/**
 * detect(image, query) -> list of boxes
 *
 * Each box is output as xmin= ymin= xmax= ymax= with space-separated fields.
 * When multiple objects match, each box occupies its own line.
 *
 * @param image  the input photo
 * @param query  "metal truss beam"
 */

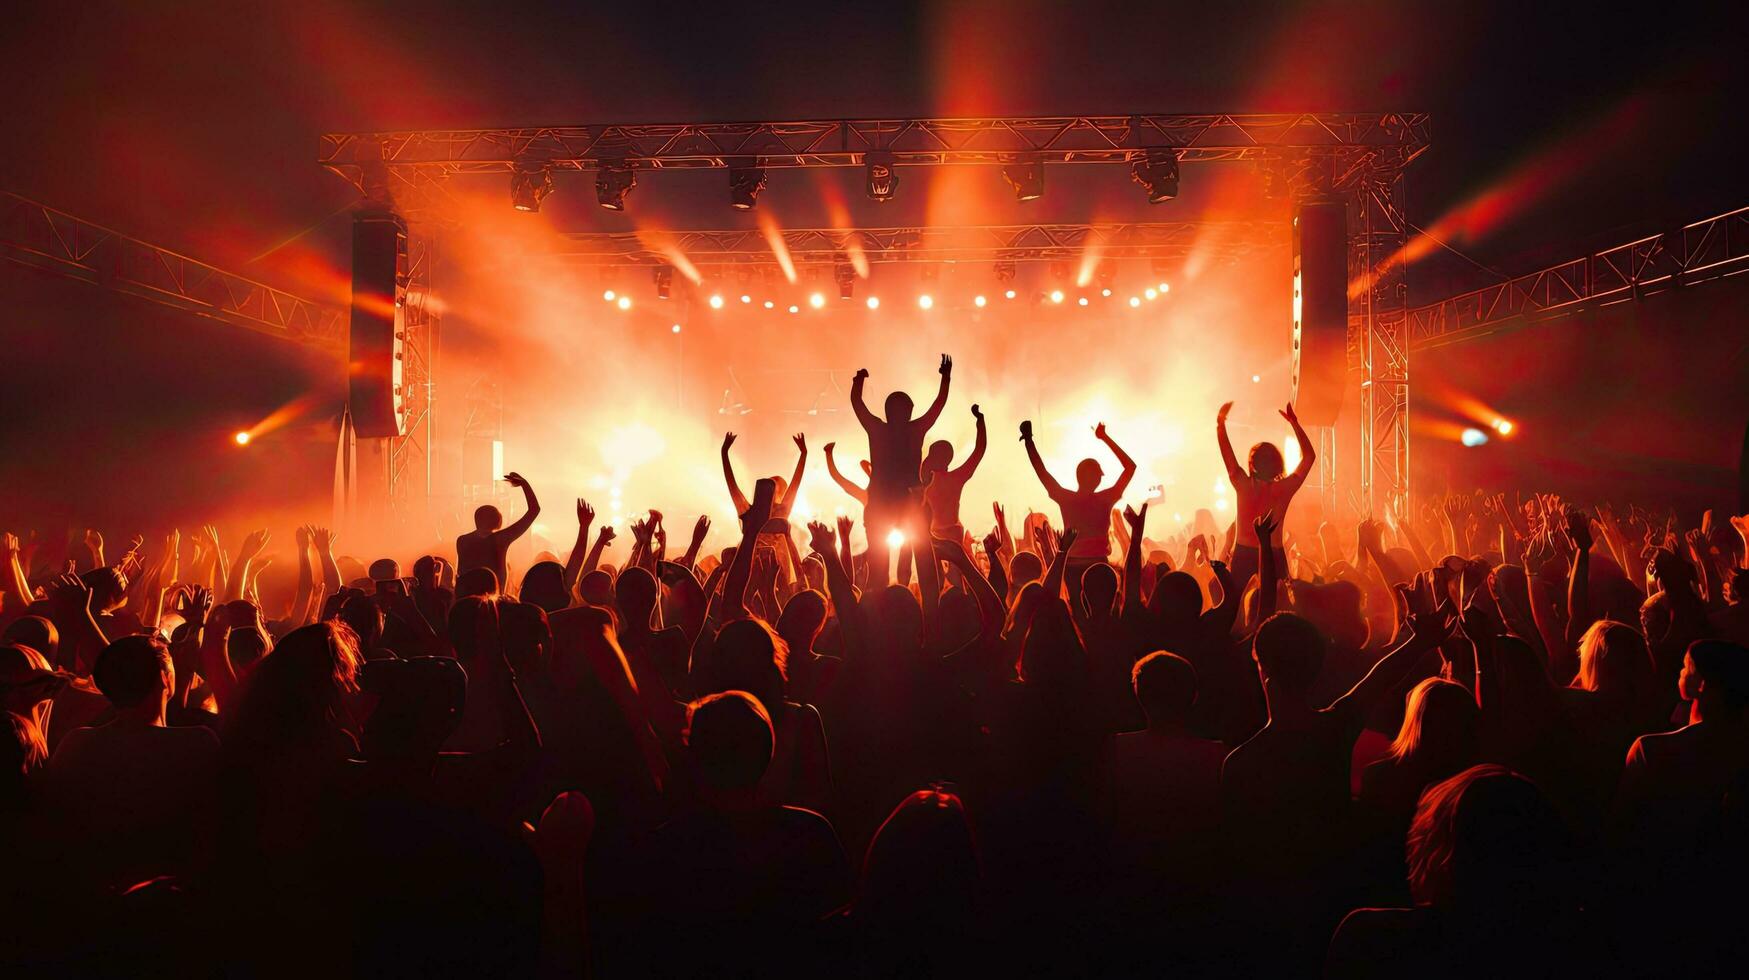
xmin=320 ymin=112 xmax=1429 ymax=189
xmin=552 ymin=221 xmax=1285 ymax=268
xmin=386 ymin=230 xmax=437 ymax=522
xmin=0 ymin=191 xmax=344 ymax=352
xmin=1349 ymin=173 xmax=1411 ymax=514
xmin=1408 ymin=204 xmax=1749 ymax=351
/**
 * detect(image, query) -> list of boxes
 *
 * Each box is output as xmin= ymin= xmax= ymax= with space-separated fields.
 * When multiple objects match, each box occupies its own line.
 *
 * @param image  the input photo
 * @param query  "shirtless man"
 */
xmin=1216 ymin=400 xmax=1315 ymax=590
xmin=850 ymin=354 xmax=952 ymax=586
xmin=1021 ymin=419 xmax=1137 ymax=604
xmin=455 ymin=472 xmax=540 ymax=592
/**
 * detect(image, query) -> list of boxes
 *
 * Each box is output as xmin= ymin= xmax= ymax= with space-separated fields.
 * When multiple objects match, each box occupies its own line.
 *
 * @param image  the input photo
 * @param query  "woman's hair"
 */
xmin=1388 ymin=677 xmax=1480 ymax=772
xmin=695 ymin=618 xmax=790 ymax=715
xmin=1 ymin=709 xmax=49 ymax=810
xmin=223 ymin=621 xmax=361 ymax=755
xmin=520 ymin=560 xmax=569 ymax=613
xmin=1247 ymin=441 xmax=1284 ymax=480
xmin=856 ymin=788 xmax=981 ymax=925
xmin=774 ymin=588 xmax=827 ymax=649
xmin=1406 ymin=764 xmax=1570 ymax=910
xmin=1574 ymin=619 xmax=1653 ymax=699
xmin=80 ymin=566 xmax=129 ymax=613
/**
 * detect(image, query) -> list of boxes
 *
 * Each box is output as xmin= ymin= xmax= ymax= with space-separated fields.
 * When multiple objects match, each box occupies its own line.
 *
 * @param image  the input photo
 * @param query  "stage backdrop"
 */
xmin=1409 ymin=272 xmax=1749 ymax=519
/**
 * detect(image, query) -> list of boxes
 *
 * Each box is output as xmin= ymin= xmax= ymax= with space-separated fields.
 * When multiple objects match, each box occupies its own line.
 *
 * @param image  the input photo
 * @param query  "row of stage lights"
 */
xmin=511 ymin=150 xmax=1181 ymax=213
xmin=597 ymin=282 xmax=1171 ymax=313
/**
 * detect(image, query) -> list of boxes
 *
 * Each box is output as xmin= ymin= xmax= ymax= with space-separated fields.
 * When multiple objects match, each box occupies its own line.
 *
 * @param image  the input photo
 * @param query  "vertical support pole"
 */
xmin=388 ymin=229 xmax=437 ymax=528
xmin=1348 ymin=170 xmax=1410 ymax=516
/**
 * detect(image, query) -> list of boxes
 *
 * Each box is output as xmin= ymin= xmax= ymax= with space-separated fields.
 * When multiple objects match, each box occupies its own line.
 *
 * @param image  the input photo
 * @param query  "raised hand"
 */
xmin=971 ymin=403 xmax=983 ymax=421
xmin=1403 ymin=600 xmax=1458 ymax=649
xmin=854 ymin=368 xmax=870 ymax=382
xmin=993 ymin=501 xmax=1007 ymax=529
xmin=1018 ymin=420 xmax=1033 ymax=442
xmin=502 ymin=471 xmax=528 ymax=489
xmin=982 ymin=527 xmax=1003 ymax=559
xmin=175 ymin=584 xmax=213 ymax=626
xmin=1357 ymin=517 xmax=1384 ymax=553
xmin=630 ymin=518 xmax=651 ymax=544
xmin=939 ymin=353 xmax=952 ymax=375
xmin=1094 ymin=422 xmax=1109 ymax=441
xmin=239 ymin=529 xmax=270 ymax=559
xmin=48 ymin=572 xmax=93 ymax=620
xmin=295 ymin=525 xmax=311 ymax=550
xmin=1563 ymin=507 xmax=1593 ymax=551
xmin=596 ymin=526 xmax=617 ymax=547
xmin=691 ymin=515 xmax=711 ymax=542
xmin=836 ymin=514 xmax=855 ymax=544
xmin=807 ymin=520 xmax=836 ymax=556
xmin=312 ymin=526 xmax=334 ymax=552
xmin=1123 ymin=503 xmax=1148 ymax=538
xmin=577 ymin=498 xmax=595 ymax=525
xmin=1217 ymin=401 xmax=1233 ymax=424
xmin=84 ymin=527 xmax=104 ymax=554
xmin=1254 ymin=510 xmax=1281 ymax=545
xmin=722 ymin=432 xmax=737 ymax=453
xmin=1057 ymin=527 xmax=1080 ymax=555
xmin=793 ymin=432 xmax=807 ymax=453
xmin=1279 ymin=402 xmax=1299 ymax=425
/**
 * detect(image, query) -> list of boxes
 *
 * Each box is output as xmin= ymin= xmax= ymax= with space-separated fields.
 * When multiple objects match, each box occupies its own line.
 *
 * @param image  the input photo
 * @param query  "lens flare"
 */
xmin=708 ymin=294 xmax=725 ymax=309
xmin=234 ymin=431 xmax=251 ymax=446
xmin=918 ymin=294 xmax=934 ymax=309
xmin=808 ymin=292 xmax=826 ymax=309
xmin=616 ymin=296 xmax=632 ymax=310
xmin=866 ymin=296 xmax=880 ymax=309
xmin=1461 ymin=427 xmax=1490 ymax=447
xmin=886 ymin=529 xmax=905 ymax=549
xmin=973 ymin=295 xmax=987 ymax=307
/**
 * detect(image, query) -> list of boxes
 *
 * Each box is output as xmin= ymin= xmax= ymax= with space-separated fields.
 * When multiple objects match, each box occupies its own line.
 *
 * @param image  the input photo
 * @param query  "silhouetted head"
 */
xmin=0 ymin=643 xmax=56 ymax=720
xmin=697 ymin=618 xmax=789 ymax=715
xmin=1081 ymin=562 xmax=1118 ymax=616
xmin=1680 ymin=639 xmax=1749 ymax=717
xmin=473 ymin=505 xmax=503 ymax=532
xmin=2 ymin=617 xmax=58 ymax=666
xmin=578 ymin=569 xmax=614 ymax=609
xmin=1574 ymin=619 xmax=1653 ymax=701
xmin=94 ymin=635 xmax=173 ymax=711
xmin=685 ymin=690 xmax=773 ymax=792
xmin=339 ymin=594 xmax=383 ymax=653
xmin=1007 ymin=552 xmax=1043 ymax=590
xmin=856 ymin=788 xmax=981 ymax=926
xmin=456 ymin=566 xmax=499 ymax=599
xmin=446 ymin=595 xmax=496 ymax=662
xmin=520 ymin=561 xmax=568 ymax=613
xmin=227 ymin=622 xmax=272 ymax=675
xmin=867 ymin=585 xmax=925 ymax=657
xmin=80 ymin=567 xmax=128 ymax=614
xmin=614 ymin=566 xmax=658 ymax=628
xmin=1253 ymin=611 xmax=1327 ymax=699
xmin=1407 ymin=765 xmax=1571 ymax=911
xmin=775 ymin=589 xmax=827 ymax=649
xmin=1132 ymin=650 xmax=1198 ymax=725
xmin=1074 ymin=458 xmax=1104 ymax=491
xmin=1020 ymin=598 xmax=1087 ymax=691
xmin=1148 ymin=571 xmax=1203 ymax=630
xmin=1388 ymin=677 xmax=1480 ymax=777
xmin=1248 ymin=441 xmax=1285 ymax=481
xmin=923 ymin=440 xmax=954 ymax=474
xmin=1293 ymin=579 xmax=1369 ymax=651
xmin=499 ymin=601 xmax=551 ymax=675
xmin=884 ymin=391 xmax=915 ymax=424
xmin=225 ymin=621 xmax=361 ymax=751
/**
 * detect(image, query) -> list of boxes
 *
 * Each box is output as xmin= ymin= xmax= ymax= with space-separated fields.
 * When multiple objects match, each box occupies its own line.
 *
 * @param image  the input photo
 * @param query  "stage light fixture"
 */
xmin=835 ymin=264 xmax=855 ymax=300
xmin=788 ymin=305 xmax=800 ymax=314
xmin=809 ymin=292 xmax=826 ymax=309
xmin=1004 ymin=289 xmax=1017 ymax=300
xmin=1492 ymin=419 xmax=1514 ymax=435
xmin=653 ymin=265 xmax=673 ymax=300
xmin=595 ymin=163 xmax=636 ymax=210
xmin=994 ymin=260 xmax=1017 ymax=282
xmin=740 ymin=294 xmax=752 ymax=304
xmin=709 ymin=294 xmax=725 ymax=309
xmin=864 ymin=150 xmax=898 ymax=202
xmin=1077 ymin=296 xmax=1089 ymax=306
xmin=1128 ymin=296 xmax=1141 ymax=307
xmin=866 ymin=297 xmax=880 ymax=310
xmin=1100 ymin=288 xmax=1112 ymax=297
xmin=616 ymin=296 xmax=632 ymax=310
xmin=1145 ymin=288 xmax=1158 ymax=300
xmin=1252 ymin=374 xmax=1262 ymax=383
xmin=1130 ymin=147 xmax=1181 ymax=204
xmin=1001 ymin=158 xmax=1045 ymax=202
xmin=1461 ymin=428 xmax=1490 ymax=447
xmin=511 ymin=162 xmax=554 ymax=212
xmin=1049 ymin=289 xmax=1065 ymax=304
xmin=1158 ymin=282 xmax=1170 ymax=293
xmin=671 ymin=324 xmax=682 ymax=334
xmin=603 ymin=290 xmax=616 ymax=301
xmin=728 ymin=162 xmax=768 ymax=210
xmin=234 ymin=431 xmax=251 ymax=446
xmin=918 ymin=294 xmax=934 ymax=310
xmin=974 ymin=295 xmax=987 ymax=308
xmin=764 ymin=300 xmax=775 ymax=309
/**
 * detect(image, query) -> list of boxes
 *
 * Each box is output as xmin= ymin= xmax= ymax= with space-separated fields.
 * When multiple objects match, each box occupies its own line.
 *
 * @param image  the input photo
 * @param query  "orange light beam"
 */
xmin=757 ymin=211 xmax=798 ymax=284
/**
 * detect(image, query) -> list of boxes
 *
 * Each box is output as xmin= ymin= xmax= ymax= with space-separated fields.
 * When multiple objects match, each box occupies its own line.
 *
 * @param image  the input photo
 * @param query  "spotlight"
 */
xmin=1252 ymin=374 xmax=1262 ymax=383
xmin=653 ymin=265 xmax=673 ymax=300
xmin=728 ymin=161 xmax=767 ymax=210
xmin=974 ymin=295 xmax=987 ymax=308
xmin=788 ymin=304 xmax=800 ymax=314
xmin=1128 ymin=296 xmax=1141 ymax=307
xmin=864 ymin=150 xmax=897 ymax=202
xmin=1130 ymin=147 xmax=1181 ymax=203
xmin=603 ymin=289 xmax=616 ymax=301
xmin=1077 ymin=296 xmax=1089 ymax=306
xmin=835 ymin=264 xmax=855 ymax=300
xmin=671 ymin=324 xmax=682 ymax=334
xmin=616 ymin=296 xmax=632 ymax=310
xmin=1461 ymin=428 xmax=1490 ymax=447
xmin=709 ymin=294 xmax=725 ymax=309
xmin=918 ymin=294 xmax=934 ymax=310
xmin=886 ymin=528 xmax=905 ymax=549
xmin=510 ymin=161 xmax=554 ymax=212
xmin=1005 ymin=289 xmax=1017 ymax=300
xmin=764 ymin=300 xmax=775 ymax=309
xmin=234 ymin=431 xmax=251 ymax=446
xmin=1049 ymin=289 xmax=1065 ymax=304
xmin=740 ymin=294 xmax=753 ymax=304
xmin=1492 ymin=419 xmax=1514 ymax=436
xmin=1100 ymin=288 xmax=1112 ymax=297
xmin=809 ymin=292 xmax=826 ymax=309
xmin=1145 ymin=288 xmax=1158 ymax=300
xmin=994 ymin=260 xmax=1017 ymax=282
xmin=1001 ymin=158 xmax=1045 ymax=202
xmin=1158 ymin=282 xmax=1170 ymax=293
xmin=866 ymin=296 xmax=880 ymax=309
xmin=595 ymin=162 xmax=636 ymax=210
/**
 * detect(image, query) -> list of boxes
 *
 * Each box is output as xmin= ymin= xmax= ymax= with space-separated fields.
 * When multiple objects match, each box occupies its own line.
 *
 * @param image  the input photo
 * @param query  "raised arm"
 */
xmin=291 ymin=527 xmax=314 ymax=627
xmin=313 ymin=527 xmax=341 ymax=602
xmin=1215 ymin=401 xmax=1246 ymax=487
xmin=953 ymin=404 xmax=988 ymax=479
xmin=1329 ymin=601 xmax=1454 ymax=718
xmin=783 ymin=433 xmax=809 ymax=507
xmin=809 ymin=519 xmax=865 ymax=659
xmin=1041 ymin=528 xmax=1080 ymax=600
xmin=501 ymin=472 xmax=541 ymax=543
xmin=936 ymin=536 xmax=1003 ymax=641
xmin=679 ymin=515 xmax=710 ymax=571
xmin=720 ymin=479 xmax=776 ymax=621
xmin=720 ymin=432 xmax=751 ymax=513
xmin=1280 ymin=402 xmax=1316 ymax=490
xmin=564 ymin=499 xmax=595 ymax=589
xmin=822 ymin=443 xmax=869 ymax=504
xmin=917 ymin=354 xmax=953 ymax=429
xmin=1019 ymin=421 xmax=1066 ymax=497
xmin=1563 ymin=508 xmax=1594 ymax=651
xmin=1095 ymin=422 xmax=1137 ymax=495
xmin=226 ymin=530 xmax=270 ymax=603
xmin=1254 ymin=512 xmax=1280 ymax=621
xmin=850 ymin=369 xmax=878 ymax=432
xmin=583 ymin=525 xmax=614 ymax=577
xmin=1122 ymin=504 xmax=1147 ymax=614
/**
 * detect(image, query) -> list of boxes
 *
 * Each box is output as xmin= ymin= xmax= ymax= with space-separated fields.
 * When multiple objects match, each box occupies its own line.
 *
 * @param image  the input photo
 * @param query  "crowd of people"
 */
xmin=3 ymin=352 xmax=1747 ymax=977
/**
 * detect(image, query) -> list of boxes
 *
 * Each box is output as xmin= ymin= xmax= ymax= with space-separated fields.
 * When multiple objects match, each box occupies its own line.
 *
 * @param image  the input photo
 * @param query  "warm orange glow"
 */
xmin=1049 ymin=289 xmax=1064 ymax=304
xmin=757 ymin=211 xmax=798 ymax=283
xmin=886 ymin=528 xmax=905 ymax=549
xmin=708 ymin=294 xmax=725 ymax=309
xmin=234 ymin=431 xmax=251 ymax=446
xmin=616 ymin=296 xmax=632 ymax=310
xmin=865 ymin=296 xmax=880 ymax=310
xmin=808 ymin=292 xmax=826 ymax=309
xmin=918 ymin=294 xmax=934 ymax=310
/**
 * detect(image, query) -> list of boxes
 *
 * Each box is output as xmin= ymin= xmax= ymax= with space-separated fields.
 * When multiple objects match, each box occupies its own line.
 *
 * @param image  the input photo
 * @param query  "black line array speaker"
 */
xmin=349 ymin=210 xmax=407 ymax=439
xmin=1293 ymin=201 xmax=1348 ymax=427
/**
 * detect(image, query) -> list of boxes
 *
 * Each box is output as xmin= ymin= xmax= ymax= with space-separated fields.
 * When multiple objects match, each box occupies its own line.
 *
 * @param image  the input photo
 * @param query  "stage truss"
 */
xmin=322 ymin=111 xmax=1429 ymax=513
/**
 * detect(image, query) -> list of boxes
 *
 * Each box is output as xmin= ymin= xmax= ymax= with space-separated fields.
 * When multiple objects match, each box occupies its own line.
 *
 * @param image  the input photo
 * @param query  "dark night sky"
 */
xmin=2 ymin=0 xmax=1745 ymax=302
